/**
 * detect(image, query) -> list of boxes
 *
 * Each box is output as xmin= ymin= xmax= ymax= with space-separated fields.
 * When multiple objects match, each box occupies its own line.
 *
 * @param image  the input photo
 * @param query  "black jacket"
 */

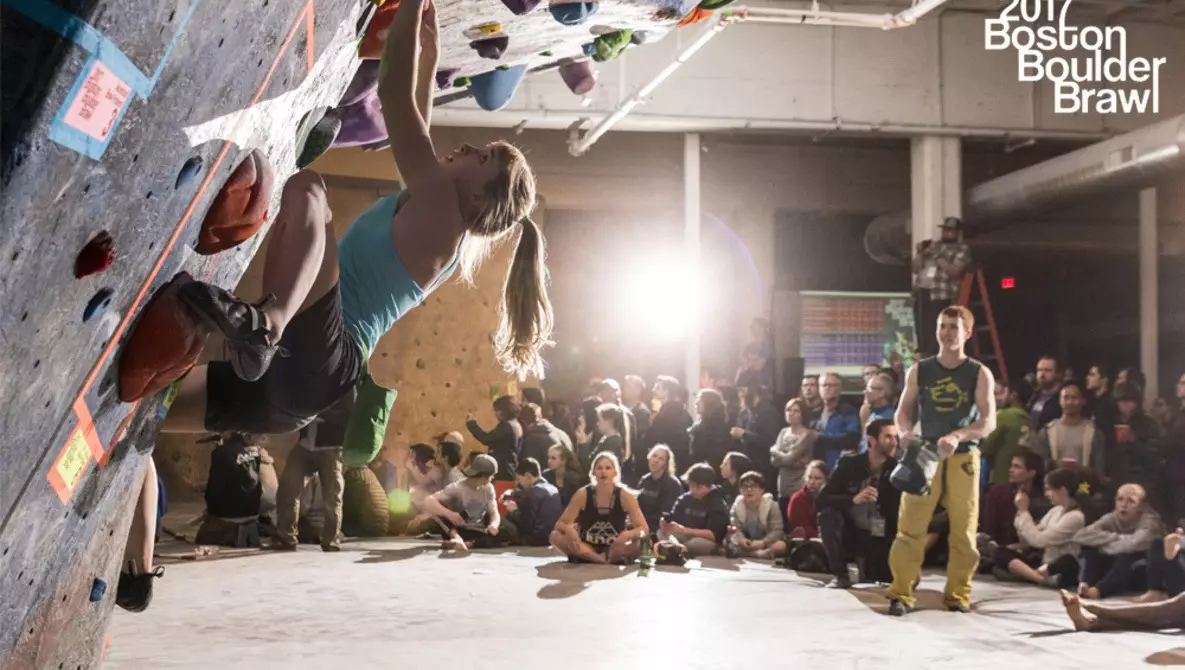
xmin=543 ymin=468 xmax=583 ymax=508
xmin=507 ymin=479 xmax=564 ymax=546
xmin=466 ymin=419 xmax=520 ymax=482
xmin=669 ymin=486 xmax=730 ymax=543
xmin=817 ymin=451 xmax=901 ymax=537
xmin=736 ymin=401 xmax=785 ymax=474
xmin=521 ymin=419 xmax=572 ymax=469
xmin=641 ymin=404 xmax=693 ymax=470
xmin=688 ymin=418 xmax=736 ymax=475
xmin=636 ymin=472 xmax=684 ymax=534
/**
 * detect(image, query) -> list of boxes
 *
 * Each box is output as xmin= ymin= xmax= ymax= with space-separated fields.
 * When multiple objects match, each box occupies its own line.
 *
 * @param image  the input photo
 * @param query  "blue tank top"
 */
xmin=338 ymin=193 xmax=459 ymax=358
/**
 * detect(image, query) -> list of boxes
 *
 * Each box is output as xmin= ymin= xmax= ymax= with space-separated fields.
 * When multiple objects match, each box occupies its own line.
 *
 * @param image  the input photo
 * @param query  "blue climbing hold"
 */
xmin=550 ymin=2 xmax=598 ymax=25
xmin=90 ymin=578 xmax=107 ymax=602
xmin=469 ymin=65 xmax=528 ymax=112
xmin=84 ymin=288 xmax=115 ymax=323
xmin=175 ymin=156 xmax=203 ymax=189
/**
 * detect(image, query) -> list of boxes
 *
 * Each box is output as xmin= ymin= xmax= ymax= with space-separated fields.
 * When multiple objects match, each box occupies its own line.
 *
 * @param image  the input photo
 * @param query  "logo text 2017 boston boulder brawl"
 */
xmin=985 ymin=0 xmax=1167 ymax=114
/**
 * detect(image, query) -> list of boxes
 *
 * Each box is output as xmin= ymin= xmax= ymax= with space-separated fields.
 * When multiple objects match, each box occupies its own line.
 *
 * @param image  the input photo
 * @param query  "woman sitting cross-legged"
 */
xmin=727 ymin=471 xmax=787 ymax=559
xmin=1074 ymin=482 xmax=1164 ymax=599
xmin=993 ymin=468 xmax=1088 ymax=589
xmin=550 ymin=452 xmax=648 ymax=564
xmin=636 ymin=445 xmax=684 ymax=539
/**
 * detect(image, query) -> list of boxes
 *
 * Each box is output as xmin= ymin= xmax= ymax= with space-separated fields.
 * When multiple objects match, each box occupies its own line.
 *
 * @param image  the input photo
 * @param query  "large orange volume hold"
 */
xmin=118 ymin=272 xmax=211 ymax=402
xmin=195 ymin=149 xmax=274 ymax=255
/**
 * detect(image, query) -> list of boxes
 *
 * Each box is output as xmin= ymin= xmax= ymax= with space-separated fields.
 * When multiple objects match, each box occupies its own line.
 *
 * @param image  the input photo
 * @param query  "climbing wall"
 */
xmin=0 ymin=0 xmax=697 ymax=666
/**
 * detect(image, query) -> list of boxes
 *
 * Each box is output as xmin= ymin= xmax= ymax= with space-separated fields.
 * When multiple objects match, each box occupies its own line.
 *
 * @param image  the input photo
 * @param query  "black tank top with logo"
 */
xmin=577 ymin=483 xmax=627 ymax=552
xmin=917 ymin=356 xmax=983 ymax=453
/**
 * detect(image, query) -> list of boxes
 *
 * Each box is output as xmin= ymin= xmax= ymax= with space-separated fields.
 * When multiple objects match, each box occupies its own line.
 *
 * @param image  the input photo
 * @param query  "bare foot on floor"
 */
xmin=1061 ymin=590 xmax=1098 ymax=632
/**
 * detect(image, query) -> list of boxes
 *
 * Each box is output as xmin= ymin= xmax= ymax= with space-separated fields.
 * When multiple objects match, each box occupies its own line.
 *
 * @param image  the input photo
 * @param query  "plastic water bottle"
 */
xmin=724 ymin=525 xmax=740 ymax=559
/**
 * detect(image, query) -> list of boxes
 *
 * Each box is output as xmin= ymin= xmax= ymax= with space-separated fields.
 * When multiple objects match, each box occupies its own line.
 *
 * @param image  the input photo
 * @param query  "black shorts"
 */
xmin=205 ymin=285 xmax=363 ymax=434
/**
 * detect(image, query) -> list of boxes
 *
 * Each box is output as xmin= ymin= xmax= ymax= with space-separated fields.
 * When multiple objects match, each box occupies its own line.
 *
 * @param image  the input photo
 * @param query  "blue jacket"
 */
xmin=510 ymin=478 xmax=563 ymax=546
xmin=814 ymin=403 xmax=861 ymax=469
xmin=860 ymin=404 xmax=897 ymax=452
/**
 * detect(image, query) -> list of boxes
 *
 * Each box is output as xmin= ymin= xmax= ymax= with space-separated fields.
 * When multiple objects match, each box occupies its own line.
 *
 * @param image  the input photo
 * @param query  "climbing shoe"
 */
xmin=116 ymin=564 xmax=165 ymax=613
xmin=887 ymin=599 xmax=913 ymax=617
xmin=177 ymin=280 xmax=279 ymax=382
xmin=295 ymin=107 xmax=342 ymax=169
xmin=828 ymin=574 xmax=853 ymax=590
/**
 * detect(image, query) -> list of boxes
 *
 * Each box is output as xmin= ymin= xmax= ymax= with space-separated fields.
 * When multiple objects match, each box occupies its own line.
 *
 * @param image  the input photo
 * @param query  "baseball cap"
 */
xmin=438 ymin=431 xmax=465 ymax=447
xmin=463 ymin=453 xmax=498 ymax=478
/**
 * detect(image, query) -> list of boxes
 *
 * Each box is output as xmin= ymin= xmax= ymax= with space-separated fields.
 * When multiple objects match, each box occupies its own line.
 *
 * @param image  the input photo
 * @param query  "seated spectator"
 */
xmin=406 ymin=443 xmax=445 ymax=512
xmin=1034 ymin=381 xmax=1105 ymax=475
xmin=982 ymin=379 xmax=1035 ymax=487
xmin=198 ymin=432 xmax=284 ymax=549
xmin=770 ymin=398 xmax=819 ymax=514
xmin=1075 ymin=483 xmax=1164 ymax=599
xmin=787 ymin=460 xmax=829 ymax=540
xmin=994 ymin=468 xmax=1088 ymax=588
xmin=576 ymin=403 xmax=627 ymax=469
xmin=818 ymin=419 xmax=900 ymax=587
xmin=466 ymin=396 xmax=523 ymax=482
xmin=419 ymin=454 xmax=502 ymax=551
xmin=520 ymin=402 xmax=574 ymax=469
xmin=1060 ymin=588 xmax=1185 ymax=632
xmin=981 ymin=449 xmax=1046 ymax=548
xmin=660 ymin=463 xmax=730 ymax=557
xmin=502 ymin=458 xmax=563 ymax=547
xmin=550 ymin=453 xmax=648 ymax=564
xmin=436 ymin=433 xmax=465 ymax=485
xmin=544 ymin=443 xmax=584 ymax=506
xmin=636 ymin=445 xmax=683 ymax=538
xmin=727 ymin=471 xmax=786 ymax=559
xmin=1136 ymin=524 xmax=1185 ymax=602
xmin=719 ymin=451 xmax=754 ymax=508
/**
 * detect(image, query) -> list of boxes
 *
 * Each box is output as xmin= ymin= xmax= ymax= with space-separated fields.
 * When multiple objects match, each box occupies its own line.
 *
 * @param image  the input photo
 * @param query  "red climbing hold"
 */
xmin=75 ymin=231 xmax=114 ymax=278
xmin=195 ymin=149 xmax=274 ymax=255
xmin=117 ymin=272 xmax=211 ymax=402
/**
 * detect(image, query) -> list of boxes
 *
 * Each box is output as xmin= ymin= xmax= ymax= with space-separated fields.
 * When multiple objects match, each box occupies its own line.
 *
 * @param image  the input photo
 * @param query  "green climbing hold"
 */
xmin=455 ymin=76 xmax=471 ymax=88
xmin=697 ymin=0 xmax=736 ymax=10
xmin=497 ymin=64 xmax=510 ymax=71
xmin=415 ymin=358 xmax=426 ymax=369
xmin=588 ymin=30 xmax=633 ymax=63
xmin=541 ymin=50 xmax=553 ymax=57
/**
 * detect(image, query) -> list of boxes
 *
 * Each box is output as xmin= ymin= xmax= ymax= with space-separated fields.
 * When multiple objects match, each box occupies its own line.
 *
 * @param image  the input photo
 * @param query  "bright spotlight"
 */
xmin=620 ymin=260 xmax=700 ymax=339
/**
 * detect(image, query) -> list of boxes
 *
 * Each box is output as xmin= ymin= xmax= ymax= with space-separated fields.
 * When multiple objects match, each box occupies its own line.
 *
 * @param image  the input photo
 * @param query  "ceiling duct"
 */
xmin=865 ymin=114 xmax=1185 ymax=264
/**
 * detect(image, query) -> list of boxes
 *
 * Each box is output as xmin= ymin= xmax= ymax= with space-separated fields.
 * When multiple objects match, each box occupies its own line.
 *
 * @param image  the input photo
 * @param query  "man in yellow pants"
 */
xmin=888 ymin=305 xmax=997 ymax=616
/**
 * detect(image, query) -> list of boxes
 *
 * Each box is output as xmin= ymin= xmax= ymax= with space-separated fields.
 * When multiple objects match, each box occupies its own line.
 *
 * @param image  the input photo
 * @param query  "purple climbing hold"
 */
xmin=549 ymin=2 xmax=598 ymax=25
xmin=501 ymin=0 xmax=541 ymax=14
xmin=339 ymin=61 xmax=380 ymax=106
xmin=471 ymin=36 xmax=509 ymax=60
xmin=559 ymin=60 xmax=596 ymax=95
xmin=435 ymin=68 xmax=460 ymax=90
xmin=330 ymin=90 xmax=387 ymax=149
xmin=469 ymin=65 xmax=527 ymax=112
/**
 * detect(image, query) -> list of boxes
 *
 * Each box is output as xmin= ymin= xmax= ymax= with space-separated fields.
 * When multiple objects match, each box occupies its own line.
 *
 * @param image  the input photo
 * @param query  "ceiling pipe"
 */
xmin=566 ymin=0 xmax=956 ymax=156
xmin=863 ymin=114 xmax=1185 ymax=264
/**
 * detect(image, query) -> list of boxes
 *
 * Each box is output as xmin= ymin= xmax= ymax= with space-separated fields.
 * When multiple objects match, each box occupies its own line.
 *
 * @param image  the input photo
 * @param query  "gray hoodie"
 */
xmin=769 ymin=428 xmax=818 ymax=498
xmin=1074 ymin=509 xmax=1164 ymax=555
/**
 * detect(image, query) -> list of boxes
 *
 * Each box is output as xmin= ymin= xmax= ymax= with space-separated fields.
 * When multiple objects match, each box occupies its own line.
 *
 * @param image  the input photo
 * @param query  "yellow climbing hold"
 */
xmin=479 ymin=22 xmax=502 ymax=34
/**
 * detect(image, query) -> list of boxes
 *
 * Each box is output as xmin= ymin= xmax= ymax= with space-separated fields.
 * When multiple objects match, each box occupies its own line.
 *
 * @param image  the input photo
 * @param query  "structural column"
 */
xmin=1139 ymin=187 xmax=1158 ymax=402
xmin=684 ymin=132 xmax=701 ymax=407
xmin=910 ymin=136 xmax=963 ymax=246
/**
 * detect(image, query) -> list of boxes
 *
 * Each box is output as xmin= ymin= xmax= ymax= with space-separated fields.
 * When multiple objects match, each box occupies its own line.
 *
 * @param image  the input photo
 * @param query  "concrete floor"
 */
xmin=105 ymin=538 xmax=1184 ymax=669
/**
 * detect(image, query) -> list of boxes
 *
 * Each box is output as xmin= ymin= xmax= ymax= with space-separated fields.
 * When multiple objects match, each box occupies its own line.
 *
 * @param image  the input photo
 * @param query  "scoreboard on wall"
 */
xmin=799 ymin=291 xmax=917 ymax=379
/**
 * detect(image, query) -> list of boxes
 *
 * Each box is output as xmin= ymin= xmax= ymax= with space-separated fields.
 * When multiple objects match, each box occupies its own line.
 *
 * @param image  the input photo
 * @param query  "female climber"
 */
xmin=159 ymin=0 xmax=552 ymax=437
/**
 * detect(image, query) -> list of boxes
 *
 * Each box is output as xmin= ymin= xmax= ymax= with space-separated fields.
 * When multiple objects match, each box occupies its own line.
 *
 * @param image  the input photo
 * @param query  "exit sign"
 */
xmin=1001 ymin=277 xmax=1016 ymax=289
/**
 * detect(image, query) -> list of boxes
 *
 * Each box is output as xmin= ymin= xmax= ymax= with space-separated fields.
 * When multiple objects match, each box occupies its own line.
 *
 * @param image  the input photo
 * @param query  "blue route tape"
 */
xmin=2 ymin=0 xmax=200 ymax=158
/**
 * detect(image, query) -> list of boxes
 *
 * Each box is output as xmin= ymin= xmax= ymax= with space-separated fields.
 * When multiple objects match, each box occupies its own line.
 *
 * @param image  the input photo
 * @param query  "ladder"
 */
xmin=957 ymin=267 xmax=1009 ymax=383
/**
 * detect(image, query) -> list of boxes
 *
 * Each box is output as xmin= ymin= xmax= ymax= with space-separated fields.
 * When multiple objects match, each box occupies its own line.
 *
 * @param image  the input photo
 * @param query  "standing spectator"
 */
xmin=548 ymin=401 xmax=578 ymax=450
xmin=982 ymin=380 xmax=1035 ymax=486
xmin=1028 ymin=356 xmax=1063 ymax=431
xmin=274 ymin=423 xmax=344 ymax=552
xmin=622 ymin=375 xmax=653 ymax=475
xmin=1163 ymin=373 xmax=1185 ymax=523
xmin=731 ymin=386 xmax=784 ymax=484
xmin=519 ymin=402 xmax=572 ymax=469
xmin=735 ymin=317 xmax=774 ymax=390
xmin=818 ymin=420 xmax=901 ymax=587
xmin=910 ymin=217 xmax=970 ymax=356
xmin=801 ymin=375 xmax=824 ymax=417
xmin=1075 ymin=483 xmax=1164 ymax=600
xmin=1112 ymin=382 xmax=1163 ymax=491
xmin=720 ymin=385 xmax=742 ymax=427
xmin=815 ymin=372 xmax=861 ymax=469
xmin=688 ymin=388 xmax=736 ymax=474
xmin=520 ymin=387 xmax=546 ymax=412
xmin=859 ymin=371 xmax=898 ymax=452
xmin=769 ymin=398 xmax=819 ymax=509
xmin=1034 ymin=381 xmax=1106 ymax=475
xmin=643 ymin=376 xmax=694 ymax=474
xmin=466 ymin=396 xmax=523 ymax=483
xmin=636 ymin=445 xmax=684 ymax=538
xmin=787 ymin=460 xmax=829 ymax=540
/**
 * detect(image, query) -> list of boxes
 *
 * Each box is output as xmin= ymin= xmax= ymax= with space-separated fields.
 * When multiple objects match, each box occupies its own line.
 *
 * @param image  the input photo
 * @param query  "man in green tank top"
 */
xmin=887 ymin=306 xmax=997 ymax=616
